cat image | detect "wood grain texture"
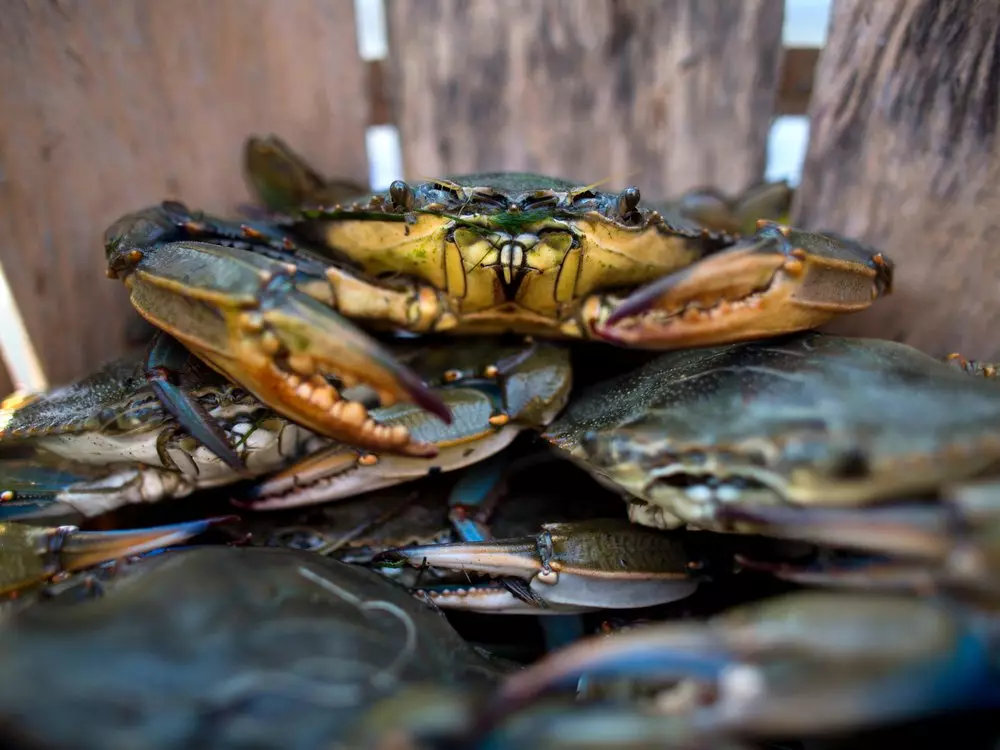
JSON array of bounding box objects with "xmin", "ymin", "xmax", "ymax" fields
[
  {"xmin": 0, "ymin": 0, "xmax": 369, "ymax": 386},
  {"xmin": 0, "ymin": 362, "xmax": 10, "ymax": 402},
  {"xmin": 387, "ymin": 0, "xmax": 784, "ymax": 197},
  {"xmin": 776, "ymin": 48, "xmax": 819, "ymax": 116},
  {"xmin": 794, "ymin": 0, "xmax": 1000, "ymax": 358}
]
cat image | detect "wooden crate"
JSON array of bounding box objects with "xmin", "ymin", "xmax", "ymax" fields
[{"xmin": 1, "ymin": 0, "xmax": 997, "ymax": 401}]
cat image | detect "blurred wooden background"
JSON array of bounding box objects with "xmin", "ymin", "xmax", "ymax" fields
[{"xmin": 0, "ymin": 0, "xmax": 996, "ymax": 401}]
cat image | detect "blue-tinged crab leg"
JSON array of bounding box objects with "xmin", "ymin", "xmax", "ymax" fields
[
  {"xmin": 446, "ymin": 450, "xmax": 511, "ymax": 543},
  {"xmin": 0, "ymin": 461, "xmax": 110, "ymax": 521},
  {"xmin": 144, "ymin": 332, "xmax": 249, "ymax": 475},
  {"xmin": 717, "ymin": 504, "xmax": 955, "ymax": 558},
  {"xmin": 54, "ymin": 516, "xmax": 236, "ymax": 572},
  {"xmin": 733, "ymin": 554, "xmax": 941, "ymax": 590},
  {"xmin": 475, "ymin": 591, "xmax": 1000, "ymax": 739}
]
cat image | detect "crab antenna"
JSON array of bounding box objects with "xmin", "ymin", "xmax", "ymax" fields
[{"xmin": 569, "ymin": 170, "xmax": 641, "ymax": 197}]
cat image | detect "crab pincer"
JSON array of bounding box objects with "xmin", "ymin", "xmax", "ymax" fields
[
  {"xmin": 373, "ymin": 519, "xmax": 703, "ymax": 614},
  {"xmin": 242, "ymin": 134, "xmax": 368, "ymax": 214},
  {"xmin": 0, "ymin": 516, "xmax": 235, "ymax": 595},
  {"xmin": 595, "ymin": 222, "xmax": 894, "ymax": 348},
  {"xmin": 105, "ymin": 210, "xmax": 451, "ymax": 458},
  {"xmin": 476, "ymin": 590, "xmax": 1000, "ymax": 740}
]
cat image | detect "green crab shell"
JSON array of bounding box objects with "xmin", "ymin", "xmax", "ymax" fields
[{"xmin": 546, "ymin": 333, "xmax": 1000, "ymax": 530}]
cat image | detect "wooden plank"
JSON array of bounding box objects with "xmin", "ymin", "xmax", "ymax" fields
[
  {"xmin": 0, "ymin": 0, "xmax": 369, "ymax": 387},
  {"xmin": 794, "ymin": 0, "xmax": 1000, "ymax": 359},
  {"xmin": 776, "ymin": 47, "xmax": 820, "ymax": 116},
  {"xmin": 0, "ymin": 361, "xmax": 10, "ymax": 403},
  {"xmin": 387, "ymin": 0, "xmax": 784, "ymax": 198}
]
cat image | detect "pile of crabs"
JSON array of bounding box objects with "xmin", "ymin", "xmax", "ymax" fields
[{"xmin": 0, "ymin": 136, "xmax": 998, "ymax": 750}]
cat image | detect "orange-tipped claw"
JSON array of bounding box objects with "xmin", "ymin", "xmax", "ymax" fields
[
  {"xmin": 115, "ymin": 237, "xmax": 450, "ymax": 458},
  {"xmin": 596, "ymin": 223, "xmax": 893, "ymax": 349}
]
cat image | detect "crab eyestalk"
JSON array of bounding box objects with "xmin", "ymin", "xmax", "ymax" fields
[
  {"xmin": 593, "ymin": 223, "xmax": 894, "ymax": 349},
  {"xmin": 104, "ymin": 205, "xmax": 452, "ymax": 458}
]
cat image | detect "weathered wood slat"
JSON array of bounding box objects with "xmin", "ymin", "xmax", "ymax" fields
[
  {"xmin": 387, "ymin": 0, "xmax": 784, "ymax": 198},
  {"xmin": 776, "ymin": 48, "xmax": 820, "ymax": 116},
  {"xmin": 795, "ymin": 0, "xmax": 1000, "ymax": 358},
  {"xmin": 0, "ymin": 0, "xmax": 369, "ymax": 387},
  {"xmin": 0, "ymin": 361, "xmax": 11, "ymax": 402}
]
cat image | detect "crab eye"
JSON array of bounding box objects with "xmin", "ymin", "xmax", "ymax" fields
[
  {"xmin": 389, "ymin": 180, "xmax": 414, "ymax": 211},
  {"xmin": 617, "ymin": 187, "xmax": 642, "ymax": 225}
]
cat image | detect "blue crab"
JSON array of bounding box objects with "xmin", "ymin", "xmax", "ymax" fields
[
  {"xmin": 543, "ymin": 332, "xmax": 1000, "ymax": 598},
  {"xmin": 101, "ymin": 135, "xmax": 892, "ymax": 467},
  {"xmin": 0, "ymin": 337, "xmax": 570, "ymax": 520}
]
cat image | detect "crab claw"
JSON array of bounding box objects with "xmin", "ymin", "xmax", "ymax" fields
[
  {"xmin": 238, "ymin": 340, "xmax": 572, "ymax": 510},
  {"xmin": 484, "ymin": 591, "xmax": 1000, "ymax": 738},
  {"xmin": 372, "ymin": 519, "xmax": 702, "ymax": 614},
  {"xmin": 0, "ymin": 516, "xmax": 234, "ymax": 595},
  {"xmin": 52, "ymin": 517, "xmax": 235, "ymax": 573},
  {"xmin": 675, "ymin": 180, "xmax": 793, "ymax": 236},
  {"xmin": 719, "ymin": 499, "xmax": 1000, "ymax": 596},
  {"xmin": 238, "ymin": 386, "xmax": 524, "ymax": 510},
  {"xmin": 243, "ymin": 134, "xmax": 367, "ymax": 214},
  {"xmin": 107, "ymin": 230, "xmax": 450, "ymax": 458},
  {"xmin": 596, "ymin": 223, "xmax": 893, "ymax": 348}
]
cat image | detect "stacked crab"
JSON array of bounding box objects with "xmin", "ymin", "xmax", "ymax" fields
[{"xmin": 0, "ymin": 136, "xmax": 996, "ymax": 750}]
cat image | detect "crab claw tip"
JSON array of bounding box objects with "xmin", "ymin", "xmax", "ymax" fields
[{"xmin": 399, "ymin": 373, "xmax": 453, "ymax": 425}]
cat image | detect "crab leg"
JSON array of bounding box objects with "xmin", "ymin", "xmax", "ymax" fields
[
  {"xmin": 593, "ymin": 223, "xmax": 893, "ymax": 348},
  {"xmin": 144, "ymin": 332, "xmax": 248, "ymax": 473},
  {"xmin": 106, "ymin": 212, "xmax": 451, "ymax": 457},
  {"xmin": 480, "ymin": 591, "xmax": 999, "ymax": 738},
  {"xmin": 946, "ymin": 353, "xmax": 1000, "ymax": 378}
]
